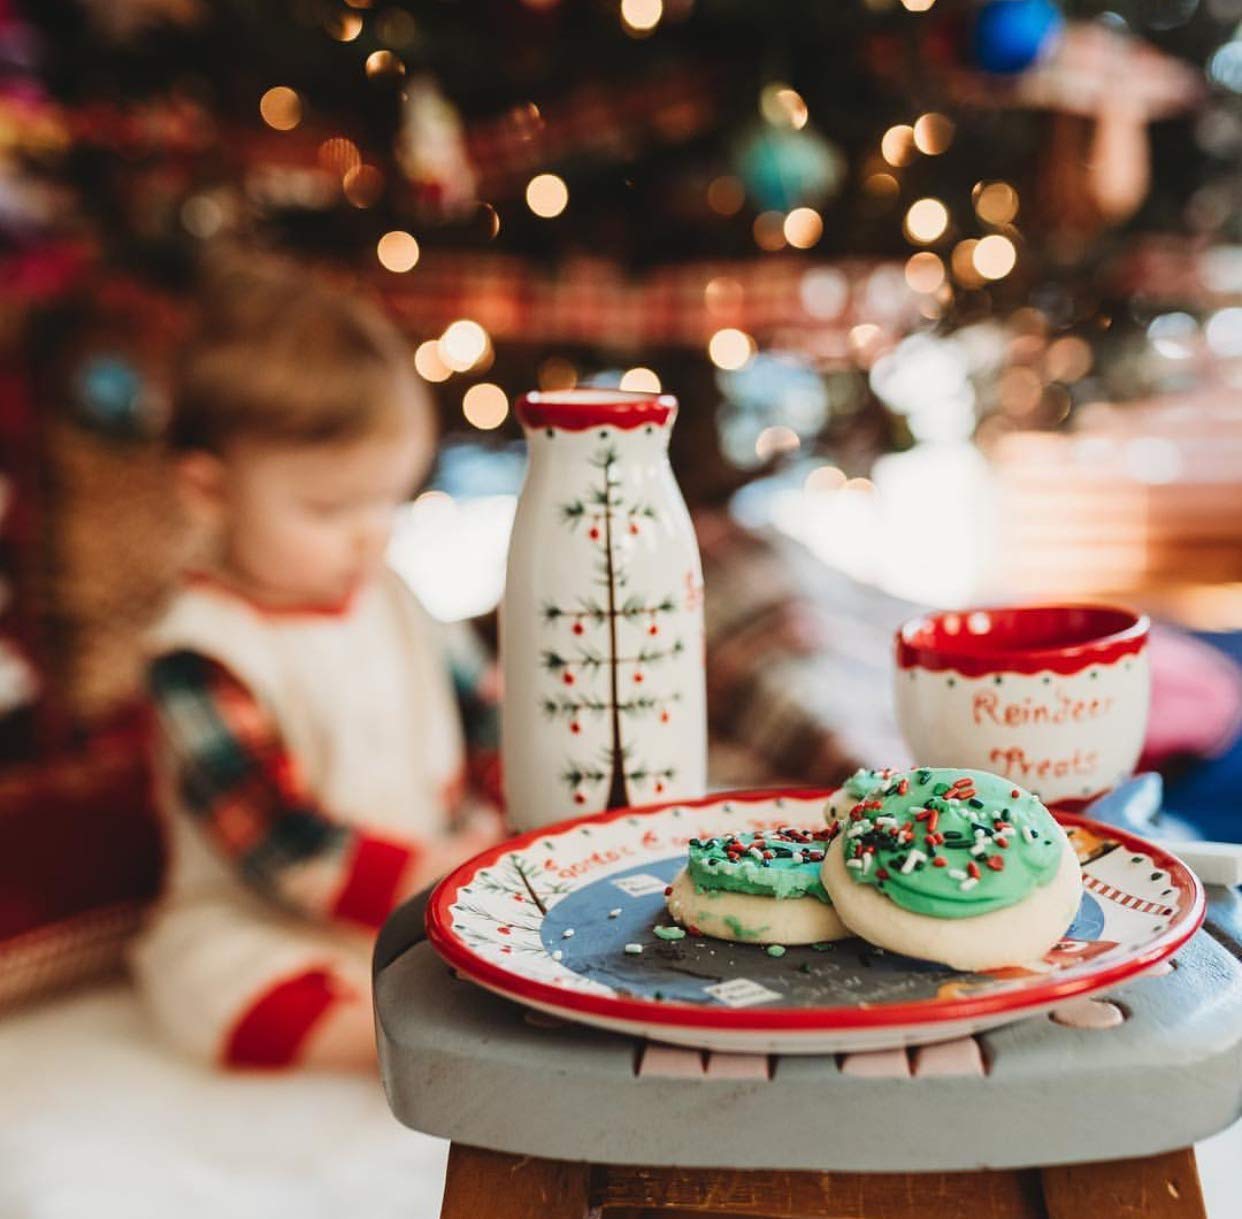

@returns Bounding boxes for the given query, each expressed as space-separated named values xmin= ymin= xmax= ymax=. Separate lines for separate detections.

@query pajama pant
xmin=130 ymin=892 xmax=373 ymax=1068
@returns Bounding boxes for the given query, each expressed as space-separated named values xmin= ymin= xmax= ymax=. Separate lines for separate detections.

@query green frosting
xmin=839 ymin=767 xmax=1064 ymax=919
xmin=687 ymin=829 xmax=836 ymax=905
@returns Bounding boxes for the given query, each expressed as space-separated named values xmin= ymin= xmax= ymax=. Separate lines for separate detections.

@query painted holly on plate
xmin=427 ymin=789 xmax=1204 ymax=1054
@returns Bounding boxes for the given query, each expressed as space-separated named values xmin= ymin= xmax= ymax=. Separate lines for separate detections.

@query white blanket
xmin=0 ymin=984 xmax=447 ymax=1219
xmin=0 ymin=982 xmax=1237 ymax=1217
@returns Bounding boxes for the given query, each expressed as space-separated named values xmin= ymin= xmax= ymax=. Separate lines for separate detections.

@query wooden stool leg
xmin=1041 ymin=1148 xmax=1207 ymax=1219
xmin=438 ymin=1143 xmax=592 ymax=1219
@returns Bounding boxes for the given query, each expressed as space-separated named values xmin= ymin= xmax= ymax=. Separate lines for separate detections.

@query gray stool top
xmin=375 ymin=887 xmax=1242 ymax=1173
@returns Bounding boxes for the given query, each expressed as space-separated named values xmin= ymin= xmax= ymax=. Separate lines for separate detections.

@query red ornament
xmin=563 ymin=672 xmax=575 ymax=685
xmin=570 ymin=721 xmax=581 ymax=734
xmin=648 ymin=624 xmax=658 ymax=636
xmin=629 ymin=523 xmax=639 ymax=535
xmin=660 ymin=711 xmax=669 ymax=723
xmin=572 ymin=622 xmax=585 ymax=635
xmin=573 ymin=792 xmax=586 ymax=805
xmin=655 ymin=781 xmax=665 ymax=793
xmin=633 ymin=672 xmax=644 ymax=683
xmin=588 ymin=527 xmax=600 ymax=540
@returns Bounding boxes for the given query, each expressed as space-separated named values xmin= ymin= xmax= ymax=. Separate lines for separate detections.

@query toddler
xmin=131 ymin=262 xmax=504 ymax=1070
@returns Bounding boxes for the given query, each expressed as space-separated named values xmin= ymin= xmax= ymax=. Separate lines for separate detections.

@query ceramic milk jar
xmin=501 ymin=389 xmax=707 ymax=831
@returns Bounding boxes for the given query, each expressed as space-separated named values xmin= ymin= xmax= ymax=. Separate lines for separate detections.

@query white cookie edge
xmin=821 ymin=832 xmax=1082 ymax=971
xmin=665 ymin=867 xmax=850 ymax=946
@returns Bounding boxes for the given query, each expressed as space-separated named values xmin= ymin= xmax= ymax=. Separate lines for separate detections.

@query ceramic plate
xmin=426 ymin=789 xmax=1205 ymax=1053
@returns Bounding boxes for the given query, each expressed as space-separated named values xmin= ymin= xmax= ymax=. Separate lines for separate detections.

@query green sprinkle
xmin=798 ymin=962 xmax=812 ymax=974
xmin=812 ymin=942 xmax=832 ymax=951
xmin=968 ymin=797 xmax=985 ymax=809
xmin=653 ymin=925 xmax=686 ymax=941
xmin=766 ymin=944 xmax=786 ymax=958
xmin=933 ymin=783 xmax=950 ymax=796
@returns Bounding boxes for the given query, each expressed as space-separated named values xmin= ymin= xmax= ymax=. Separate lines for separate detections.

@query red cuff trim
xmin=224 ymin=969 xmax=337 ymax=1068
xmin=330 ymin=835 xmax=413 ymax=930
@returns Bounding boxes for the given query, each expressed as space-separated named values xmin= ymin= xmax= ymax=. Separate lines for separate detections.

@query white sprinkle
xmin=608 ymin=908 xmax=622 ymax=918
xmin=624 ymin=943 xmax=643 ymax=955
xmin=949 ymin=868 xmax=968 ymax=880
xmin=846 ymin=859 xmax=864 ymax=870
xmin=901 ymin=850 xmax=927 ymax=875
xmin=971 ymin=842 xmax=988 ymax=857
xmin=996 ymin=822 xmax=1014 ymax=833
xmin=861 ymin=853 xmax=873 ymax=874
xmin=552 ymin=949 xmax=563 ymax=961
xmin=562 ymin=928 xmax=575 ymax=939
xmin=959 ymin=877 xmax=979 ymax=892
xmin=792 ymin=851 xmax=805 ymax=864
xmin=874 ymin=815 xmax=898 ymax=827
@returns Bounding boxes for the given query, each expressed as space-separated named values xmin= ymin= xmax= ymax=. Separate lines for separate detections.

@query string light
xmin=343 ymin=164 xmax=383 ymax=208
xmin=462 ymin=383 xmax=510 ymax=430
xmin=904 ymin=198 xmax=949 ymax=244
xmin=951 ymin=239 xmax=984 ymax=287
xmin=912 ymin=113 xmax=953 ymax=155
xmin=365 ymin=50 xmax=405 ymax=78
xmin=784 ymin=207 xmax=823 ymax=249
xmin=753 ymin=210 xmax=786 ymax=251
xmin=259 ymin=87 xmax=302 ymax=131
xmin=376 ymin=230 xmax=419 ymax=272
xmin=619 ymin=367 xmax=662 ymax=392
xmin=755 ymin=426 xmax=800 ymax=461
xmin=326 ymin=10 xmax=363 ymax=40
xmin=973 ymin=181 xmax=1019 ymax=225
xmin=318 ymin=137 xmax=362 ymax=176
xmin=973 ymin=234 xmax=1017 ymax=280
xmin=526 ymin=172 xmax=569 ymax=217
xmin=538 ymin=357 xmax=578 ymax=390
xmin=414 ymin=341 xmax=451 ymax=383
xmin=881 ymin=124 xmax=915 ymax=167
xmin=904 ymin=251 xmax=945 ymax=294
xmin=708 ymin=328 xmax=756 ymax=370
xmin=760 ymin=83 xmax=809 ymax=130
xmin=620 ymin=0 xmax=663 ymax=34
xmin=805 ymin=465 xmax=847 ymax=494
xmin=439 ymin=320 xmax=490 ymax=371
xmin=707 ymin=175 xmax=745 ymax=216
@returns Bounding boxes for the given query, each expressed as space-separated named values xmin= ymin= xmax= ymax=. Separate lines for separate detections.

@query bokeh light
xmin=326 ymin=10 xmax=363 ymax=40
xmin=620 ymin=0 xmax=663 ymax=33
xmin=904 ymin=197 xmax=949 ymax=244
xmin=708 ymin=327 xmax=757 ymax=370
xmin=973 ymin=234 xmax=1017 ymax=280
xmin=904 ymin=251 xmax=945 ymax=294
xmin=619 ymin=367 xmax=662 ymax=392
xmin=913 ymin=113 xmax=954 ymax=155
xmin=414 ymin=340 xmax=451 ymax=383
xmin=784 ymin=207 xmax=823 ymax=249
xmin=365 ymin=50 xmax=405 ymax=78
xmin=343 ymin=164 xmax=384 ymax=208
xmin=805 ymin=464 xmax=847 ymax=494
xmin=526 ymin=172 xmax=569 ymax=218
xmin=973 ymin=181 xmax=1019 ymax=225
xmin=376 ymin=230 xmax=420 ymax=272
xmin=707 ymin=175 xmax=745 ymax=216
xmin=462 ymin=383 xmax=510 ymax=430
xmin=901 ymin=0 xmax=936 ymax=10
xmin=760 ymin=83 xmax=809 ymax=130
xmin=259 ymin=87 xmax=302 ymax=131
xmin=538 ymin=357 xmax=578 ymax=391
xmin=439 ymin=319 xmax=490 ymax=371
xmin=951 ymin=240 xmax=983 ymax=287
xmin=704 ymin=275 xmax=745 ymax=316
xmin=755 ymin=425 xmax=801 ymax=461
xmin=881 ymin=124 xmax=915 ymax=167
xmin=753 ymin=210 xmax=787 ymax=251
xmin=318 ymin=137 xmax=362 ymax=176
xmin=1044 ymin=336 xmax=1093 ymax=382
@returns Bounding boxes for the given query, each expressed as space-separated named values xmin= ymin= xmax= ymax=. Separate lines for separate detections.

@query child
xmin=130 ymin=261 xmax=505 ymax=1070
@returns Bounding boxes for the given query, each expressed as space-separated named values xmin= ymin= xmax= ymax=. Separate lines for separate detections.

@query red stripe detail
xmin=223 ymin=969 xmax=337 ymax=1068
xmin=330 ymin=835 xmax=414 ymax=930
xmin=895 ymin=604 xmax=1148 ymax=677
xmin=516 ymin=390 xmax=677 ymax=433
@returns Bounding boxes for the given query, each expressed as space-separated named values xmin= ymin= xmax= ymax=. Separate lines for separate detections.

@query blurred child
xmin=131 ymin=261 xmax=504 ymax=1070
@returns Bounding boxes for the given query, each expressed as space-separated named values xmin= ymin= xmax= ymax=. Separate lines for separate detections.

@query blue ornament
xmin=972 ymin=0 xmax=1064 ymax=75
xmin=74 ymin=355 xmax=149 ymax=437
xmin=732 ymin=124 xmax=845 ymax=214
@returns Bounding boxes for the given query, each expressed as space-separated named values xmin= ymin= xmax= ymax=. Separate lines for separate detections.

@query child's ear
xmin=174 ymin=450 xmax=228 ymax=524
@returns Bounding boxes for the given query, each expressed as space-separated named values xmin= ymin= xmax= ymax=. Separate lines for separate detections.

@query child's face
xmin=189 ymin=416 xmax=430 ymax=607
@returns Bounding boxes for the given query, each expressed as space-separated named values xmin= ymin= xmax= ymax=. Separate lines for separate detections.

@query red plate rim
xmin=426 ymin=788 xmax=1205 ymax=1034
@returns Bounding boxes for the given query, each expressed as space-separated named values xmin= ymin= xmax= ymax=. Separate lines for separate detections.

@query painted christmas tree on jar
xmin=501 ymin=390 xmax=707 ymax=830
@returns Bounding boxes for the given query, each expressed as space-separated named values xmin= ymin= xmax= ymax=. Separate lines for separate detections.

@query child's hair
xmin=170 ymin=255 xmax=432 ymax=453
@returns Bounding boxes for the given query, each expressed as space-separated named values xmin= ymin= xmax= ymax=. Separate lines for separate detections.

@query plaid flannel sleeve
xmin=148 ymin=650 xmax=420 ymax=931
xmin=698 ymin=515 xmax=871 ymax=787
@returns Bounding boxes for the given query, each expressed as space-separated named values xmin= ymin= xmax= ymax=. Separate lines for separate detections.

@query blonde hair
xmin=171 ymin=257 xmax=431 ymax=453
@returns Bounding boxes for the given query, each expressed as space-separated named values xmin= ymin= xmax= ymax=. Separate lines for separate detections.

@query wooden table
xmin=374 ymin=887 xmax=1242 ymax=1218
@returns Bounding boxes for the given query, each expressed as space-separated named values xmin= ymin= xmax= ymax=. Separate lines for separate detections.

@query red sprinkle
xmin=915 ymin=809 xmax=932 ymax=822
xmin=876 ymin=868 xmax=890 ymax=881
xmin=995 ymin=836 xmax=1010 ymax=849
xmin=932 ymin=856 xmax=947 ymax=867
xmin=897 ymin=779 xmax=909 ymax=795
xmin=1011 ymin=789 xmax=1021 ymax=799
xmin=987 ymin=855 xmax=1005 ymax=871
xmin=928 ymin=810 xmax=939 ymax=832
xmin=664 ymin=886 xmax=673 ymax=896
xmin=967 ymin=861 xmax=981 ymax=879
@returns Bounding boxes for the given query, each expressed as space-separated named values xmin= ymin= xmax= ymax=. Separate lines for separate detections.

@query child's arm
xmin=150 ymin=650 xmax=502 ymax=931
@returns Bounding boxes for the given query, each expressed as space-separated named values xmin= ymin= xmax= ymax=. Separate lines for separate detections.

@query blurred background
xmin=1 ymin=0 xmax=1241 ymax=1214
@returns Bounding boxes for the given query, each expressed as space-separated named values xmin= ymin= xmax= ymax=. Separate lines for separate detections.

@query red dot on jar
xmin=570 ymin=722 xmax=580 ymax=734
xmin=629 ymin=524 xmax=639 ymax=535
xmin=563 ymin=673 xmax=575 ymax=686
xmin=588 ymin=528 xmax=600 ymax=540
xmin=648 ymin=625 xmax=658 ymax=636
xmin=573 ymin=793 xmax=586 ymax=805
xmin=655 ymin=782 xmax=665 ymax=793
xmin=633 ymin=673 xmax=644 ymax=683
xmin=660 ymin=711 xmax=669 ymax=723
xmin=572 ymin=623 xmax=584 ymax=635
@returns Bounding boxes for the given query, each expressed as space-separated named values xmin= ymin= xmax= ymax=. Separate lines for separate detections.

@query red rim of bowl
xmin=516 ymin=389 xmax=678 ymax=432
xmin=425 ymin=789 xmax=1203 ymax=1035
xmin=896 ymin=603 xmax=1150 ymax=678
